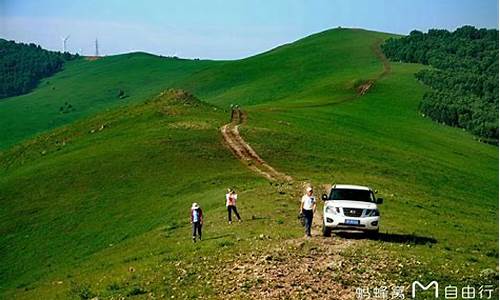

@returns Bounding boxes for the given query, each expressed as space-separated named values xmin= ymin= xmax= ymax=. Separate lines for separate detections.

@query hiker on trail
xmin=300 ymin=187 xmax=316 ymax=238
xmin=190 ymin=203 xmax=203 ymax=242
xmin=226 ymin=188 xmax=241 ymax=224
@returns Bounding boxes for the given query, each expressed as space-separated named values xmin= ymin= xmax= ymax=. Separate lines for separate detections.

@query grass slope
xmin=242 ymin=61 xmax=498 ymax=285
xmin=0 ymin=89 xmax=271 ymax=297
xmin=186 ymin=28 xmax=393 ymax=107
xmin=0 ymin=53 xmax=217 ymax=149
xmin=0 ymin=28 xmax=390 ymax=149
xmin=0 ymin=28 xmax=497 ymax=298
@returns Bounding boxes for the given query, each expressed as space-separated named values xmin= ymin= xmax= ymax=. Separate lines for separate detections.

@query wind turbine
xmin=95 ymin=38 xmax=99 ymax=56
xmin=61 ymin=35 xmax=70 ymax=52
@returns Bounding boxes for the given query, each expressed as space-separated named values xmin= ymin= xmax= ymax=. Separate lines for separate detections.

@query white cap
xmin=191 ymin=202 xmax=199 ymax=209
xmin=306 ymin=187 xmax=313 ymax=192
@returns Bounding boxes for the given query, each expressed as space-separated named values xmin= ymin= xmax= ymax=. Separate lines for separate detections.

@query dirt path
xmin=220 ymin=41 xmax=391 ymax=179
xmin=221 ymin=108 xmax=293 ymax=182
xmin=219 ymin=110 xmax=360 ymax=297
xmin=214 ymin=41 xmax=398 ymax=299
xmin=357 ymin=39 xmax=392 ymax=96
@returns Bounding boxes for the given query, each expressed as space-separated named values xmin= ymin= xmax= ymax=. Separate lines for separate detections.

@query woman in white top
xmin=226 ymin=189 xmax=241 ymax=224
xmin=300 ymin=187 xmax=316 ymax=237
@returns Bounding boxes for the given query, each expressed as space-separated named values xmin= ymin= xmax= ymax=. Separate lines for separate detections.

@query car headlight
xmin=325 ymin=206 xmax=335 ymax=214
xmin=365 ymin=209 xmax=380 ymax=217
xmin=325 ymin=206 xmax=341 ymax=214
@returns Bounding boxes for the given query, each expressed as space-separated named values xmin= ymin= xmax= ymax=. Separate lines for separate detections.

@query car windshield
xmin=329 ymin=188 xmax=375 ymax=202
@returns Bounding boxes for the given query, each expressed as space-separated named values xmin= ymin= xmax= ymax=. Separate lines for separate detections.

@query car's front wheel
xmin=322 ymin=221 xmax=332 ymax=237
xmin=366 ymin=229 xmax=379 ymax=239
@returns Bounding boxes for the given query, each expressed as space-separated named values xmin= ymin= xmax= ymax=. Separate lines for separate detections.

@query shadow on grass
xmin=335 ymin=231 xmax=437 ymax=245
xmin=250 ymin=215 xmax=270 ymax=221
xmin=203 ymin=233 xmax=235 ymax=241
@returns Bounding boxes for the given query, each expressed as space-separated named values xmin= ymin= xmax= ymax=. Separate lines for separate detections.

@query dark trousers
xmin=227 ymin=205 xmax=241 ymax=221
xmin=192 ymin=221 xmax=202 ymax=239
xmin=303 ymin=209 xmax=313 ymax=236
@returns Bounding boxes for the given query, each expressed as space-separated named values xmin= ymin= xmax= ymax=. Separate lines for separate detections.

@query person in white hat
xmin=299 ymin=186 xmax=316 ymax=238
xmin=190 ymin=203 xmax=203 ymax=242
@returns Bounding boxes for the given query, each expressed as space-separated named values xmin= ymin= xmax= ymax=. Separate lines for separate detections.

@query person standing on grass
xmin=190 ymin=203 xmax=203 ymax=242
xmin=226 ymin=188 xmax=241 ymax=224
xmin=300 ymin=187 xmax=316 ymax=238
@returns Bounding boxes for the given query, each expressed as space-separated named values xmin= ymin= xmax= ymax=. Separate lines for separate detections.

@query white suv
xmin=321 ymin=184 xmax=383 ymax=237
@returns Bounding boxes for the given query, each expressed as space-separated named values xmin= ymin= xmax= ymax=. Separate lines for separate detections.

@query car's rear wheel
xmin=322 ymin=222 xmax=332 ymax=237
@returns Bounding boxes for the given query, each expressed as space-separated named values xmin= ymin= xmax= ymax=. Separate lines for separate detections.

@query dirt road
xmin=219 ymin=109 xmax=360 ymax=299
xmin=221 ymin=108 xmax=293 ymax=182
xmin=357 ymin=39 xmax=392 ymax=95
xmin=215 ymin=43 xmax=398 ymax=299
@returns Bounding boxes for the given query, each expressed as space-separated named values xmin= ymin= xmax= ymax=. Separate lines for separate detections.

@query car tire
xmin=322 ymin=222 xmax=332 ymax=237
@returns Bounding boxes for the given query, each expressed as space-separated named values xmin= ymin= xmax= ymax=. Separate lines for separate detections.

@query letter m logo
xmin=412 ymin=281 xmax=439 ymax=298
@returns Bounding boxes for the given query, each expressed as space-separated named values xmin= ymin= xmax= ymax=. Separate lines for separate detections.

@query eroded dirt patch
xmin=168 ymin=121 xmax=212 ymax=130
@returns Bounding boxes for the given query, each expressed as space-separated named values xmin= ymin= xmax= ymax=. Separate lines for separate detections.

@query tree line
xmin=381 ymin=26 xmax=498 ymax=143
xmin=0 ymin=39 xmax=79 ymax=99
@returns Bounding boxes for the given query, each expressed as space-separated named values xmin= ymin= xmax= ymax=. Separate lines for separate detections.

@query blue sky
xmin=0 ymin=0 xmax=498 ymax=59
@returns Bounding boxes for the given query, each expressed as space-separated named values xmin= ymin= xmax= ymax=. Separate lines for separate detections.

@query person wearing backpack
xmin=190 ymin=203 xmax=203 ymax=242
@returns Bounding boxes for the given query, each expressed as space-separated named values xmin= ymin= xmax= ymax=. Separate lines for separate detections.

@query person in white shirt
xmin=226 ymin=188 xmax=241 ymax=224
xmin=299 ymin=187 xmax=316 ymax=238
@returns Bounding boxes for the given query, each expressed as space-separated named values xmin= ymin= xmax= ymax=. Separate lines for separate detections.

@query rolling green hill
xmin=0 ymin=28 xmax=497 ymax=299
xmin=0 ymin=28 xmax=390 ymax=149
xmin=183 ymin=28 xmax=393 ymax=107
xmin=0 ymin=53 xmax=217 ymax=149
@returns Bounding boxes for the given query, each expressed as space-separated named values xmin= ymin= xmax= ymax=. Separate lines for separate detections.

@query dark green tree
xmin=0 ymin=39 xmax=79 ymax=99
xmin=382 ymin=26 xmax=499 ymax=143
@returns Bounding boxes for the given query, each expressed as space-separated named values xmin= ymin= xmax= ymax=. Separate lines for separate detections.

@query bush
xmin=127 ymin=286 xmax=147 ymax=296
xmin=69 ymin=282 xmax=96 ymax=300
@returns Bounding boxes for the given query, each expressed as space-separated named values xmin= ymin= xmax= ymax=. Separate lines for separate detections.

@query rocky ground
xmin=212 ymin=219 xmax=407 ymax=300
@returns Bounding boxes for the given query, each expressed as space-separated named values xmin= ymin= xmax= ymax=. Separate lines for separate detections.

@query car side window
xmin=329 ymin=189 xmax=337 ymax=200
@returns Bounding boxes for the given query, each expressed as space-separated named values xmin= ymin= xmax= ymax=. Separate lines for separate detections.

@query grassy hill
xmin=183 ymin=28 xmax=393 ymax=107
xmin=242 ymin=61 xmax=498 ymax=283
xmin=0 ymin=54 xmax=217 ymax=149
xmin=0 ymin=29 xmax=390 ymax=149
xmin=0 ymin=28 xmax=497 ymax=299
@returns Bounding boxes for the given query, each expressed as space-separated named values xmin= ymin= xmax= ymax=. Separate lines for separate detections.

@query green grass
xmin=0 ymin=53 xmax=217 ymax=149
xmin=184 ymin=28 xmax=393 ymax=107
xmin=0 ymin=90 xmax=280 ymax=298
xmin=241 ymin=61 xmax=498 ymax=284
xmin=0 ymin=28 xmax=390 ymax=149
xmin=0 ymin=28 xmax=497 ymax=298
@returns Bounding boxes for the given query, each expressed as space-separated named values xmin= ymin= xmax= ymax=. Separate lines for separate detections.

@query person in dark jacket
xmin=190 ymin=203 xmax=203 ymax=242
